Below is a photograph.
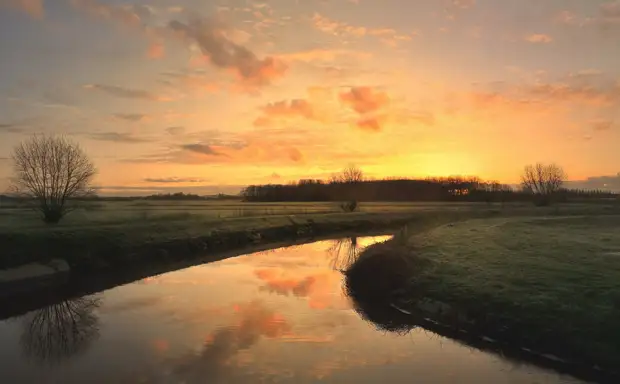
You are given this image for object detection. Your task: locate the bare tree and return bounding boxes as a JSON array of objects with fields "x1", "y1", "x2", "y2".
[
  {"x1": 520, "y1": 163, "x2": 566, "y2": 206},
  {"x1": 10, "y1": 134, "x2": 97, "y2": 223},
  {"x1": 330, "y1": 164, "x2": 364, "y2": 183}
]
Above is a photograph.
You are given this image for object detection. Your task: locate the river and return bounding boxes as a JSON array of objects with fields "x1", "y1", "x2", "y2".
[{"x1": 0, "y1": 235, "x2": 591, "y2": 383}]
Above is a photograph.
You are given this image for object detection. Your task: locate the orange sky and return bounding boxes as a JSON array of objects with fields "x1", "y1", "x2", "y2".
[{"x1": 1, "y1": 0, "x2": 619, "y2": 194}]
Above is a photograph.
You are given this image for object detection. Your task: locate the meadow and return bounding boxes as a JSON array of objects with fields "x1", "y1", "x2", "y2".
[
  {"x1": 0, "y1": 199, "x2": 506, "y2": 229},
  {"x1": 348, "y1": 213, "x2": 620, "y2": 377}
]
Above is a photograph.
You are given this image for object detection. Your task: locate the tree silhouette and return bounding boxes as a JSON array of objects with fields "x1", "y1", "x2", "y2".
[
  {"x1": 521, "y1": 163, "x2": 566, "y2": 206},
  {"x1": 10, "y1": 134, "x2": 96, "y2": 223},
  {"x1": 19, "y1": 296, "x2": 101, "y2": 365}
]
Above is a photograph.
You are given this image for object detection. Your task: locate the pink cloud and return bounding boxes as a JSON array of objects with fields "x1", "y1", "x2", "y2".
[
  {"x1": 525, "y1": 34, "x2": 553, "y2": 43},
  {"x1": 2, "y1": 0, "x2": 44, "y2": 19},
  {"x1": 147, "y1": 42, "x2": 165, "y2": 59},
  {"x1": 339, "y1": 86, "x2": 390, "y2": 115},
  {"x1": 169, "y1": 18, "x2": 288, "y2": 88}
]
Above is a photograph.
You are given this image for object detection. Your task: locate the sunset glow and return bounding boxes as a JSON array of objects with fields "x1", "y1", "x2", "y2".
[{"x1": 1, "y1": 0, "x2": 619, "y2": 194}]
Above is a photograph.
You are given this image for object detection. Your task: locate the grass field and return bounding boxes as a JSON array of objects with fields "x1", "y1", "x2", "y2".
[
  {"x1": 351, "y1": 214, "x2": 620, "y2": 375},
  {"x1": 0, "y1": 200, "x2": 533, "y2": 229}
]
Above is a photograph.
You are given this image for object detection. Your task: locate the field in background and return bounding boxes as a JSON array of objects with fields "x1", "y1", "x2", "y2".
[{"x1": 0, "y1": 200, "x2": 523, "y2": 229}]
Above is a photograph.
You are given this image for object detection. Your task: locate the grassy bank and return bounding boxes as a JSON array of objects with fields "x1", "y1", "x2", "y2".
[
  {"x1": 2, "y1": 202, "x2": 619, "y2": 271},
  {"x1": 350, "y1": 214, "x2": 620, "y2": 376},
  {"x1": 0, "y1": 210, "x2": 464, "y2": 272}
]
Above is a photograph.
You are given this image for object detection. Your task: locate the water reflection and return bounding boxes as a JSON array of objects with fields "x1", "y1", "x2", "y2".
[
  {"x1": 19, "y1": 296, "x2": 101, "y2": 365},
  {"x1": 343, "y1": 244, "x2": 419, "y2": 334},
  {"x1": 0, "y1": 235, "x2": 593, "y2": 383},
  {"x1": 326, "y1": 236, "x2": 361, "y2": 271},
  {"x1": 169, "y1": 300, "x2": 291, "y2": 382}
]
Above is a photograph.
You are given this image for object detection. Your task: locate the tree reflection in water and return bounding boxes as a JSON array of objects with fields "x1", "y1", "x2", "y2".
[
  {"x1": 343, "y1": 248, "x2": 421, "y2": 335},
  {"x1": 327, "y1": 237, "x2": 360, "y2": 272},
  {"x1": 19, "y1": 296, "x2": 101, "y2": 365}
]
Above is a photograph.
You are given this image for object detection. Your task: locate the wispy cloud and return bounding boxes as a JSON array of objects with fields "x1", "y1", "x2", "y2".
[
  {"x1": 168, "y1": 17, "x2": 287, "y2": 88},
  {"x1": 554, "y1": 2, "x2": 620, "y2": 29},
  {"x1": 166, "y1": 126, "x2": 185, "y2": 135},
  {"x1": 84, "y1": 84, "x2": 170, "y2": 101},
  {"x1": 311, "y1": 13, "x2": 413, "y2": 47},
  {"x1": 566, "y1": 173, "x2": 620, "y2": 191},
  {"x1": 339, "y1": 86, "x2": 390, "y2": 115},
  {"x1": 113, "y1": 113, "x2": 147, "y2": 122},
  {"x1": 89, "y1": 132, "x2": 152, "y2": 143},
  {"x1": 143, "y1": 177, "x2": 209, "y2": 183},
  {"x1": 451, "y1": 0, "x2": 476, "y2": 9},
  {"x1": 1, "y1": 0, "x2": 44, "y2": 19},
  {"x1": 180, "y1": 143, "x2": 224, "y2": 156},
  {"x1": 70, "y1": 0, "x2": 152, "y2": 27},
  {"x1": 0, "y1": 122, "x2": 25, "y2": 133},
  {"x1": 525, "y1": 34, "x2": 553, "y2": 43},
  {"x1": 591, "y1": 119, "x2": 614, "y2": 131},
  {"x1": 147, "y1": 41, "x2": 165, "y2": 59},
  {"x1": 254, "y1": 99, "x2": 321, "y2": 127}
]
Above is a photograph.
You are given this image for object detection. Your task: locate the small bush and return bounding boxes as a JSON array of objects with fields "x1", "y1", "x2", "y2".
[{"x1": 340, "y1": 200, "x2": 358, "y2": 212}]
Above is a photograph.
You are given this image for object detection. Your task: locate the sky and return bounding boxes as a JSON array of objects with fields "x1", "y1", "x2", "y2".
[{"x1": 0, "y1": 0, "x2": 619, "y2": 195}]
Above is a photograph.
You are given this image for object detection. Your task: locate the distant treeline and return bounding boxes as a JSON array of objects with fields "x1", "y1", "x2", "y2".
[
  {"x1": 241, "y1": 177, "x2": 618, "y2": 203},
  {"x1": 95, "y1": 193, "x2": 242, "y2": 201},
  {"x1": 0, "y1": 192, "x2": 242, "y2": 203}
]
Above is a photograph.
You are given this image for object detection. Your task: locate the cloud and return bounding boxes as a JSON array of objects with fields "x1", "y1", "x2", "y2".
[
  {"x1": 1, "y1": 0, "x2": 44, "y2": 19},
  {"x1": 168, "y1": 18, "x2": 287, "y2": 87},
  {"x1": 253, "y1": 99, "x2": 323, "y2": 127},
  {"x1": 554, "y1": 10, "x2": 579, "y2": 25},
  {"x1": 0, "y1": 123, "x2": 24, "y2": 133},
  {"x1": 70, "y1": 0, "x2": 152, "y2": 27},
  {"x1": 166, "y1": 126, "x2": 185, "y2": 135},
  {"x1": 147, "y1": 41, "x2": 165, "y2": 59},
  {"x1": 451, "y1": 0, "x2": 476, "y2": 9},
  {"x1": 339, "y1": 86, "x2": 390, "y2": 115},
  {"x1": 591, "y1": 119, "x2": 614, "y2": 131},
  {"x1": 143, "y1": 177, "x2": 209, "y2": 183},
  {"x1": 554, "y1": 3, "x2": 620, "y2": 29},
  {"x1": 311, "y1": 13, "x2": 413, "y2": 47},
  {"x1": 466, "y1": 75, "x2": 620, "y2": 112},
  {"x1": 525, "y1": 34, "x2": 553, "y2": 43},
  {"x1": 566, "y1": 173, "x2": 620, "y2": 192},
  {"x1": 277, "y1": 49, "x2": 371, "y2": 64},
  {"x1": 254, "y1": 268, "x2": 342, "y2": 310},
  {"x1": 288, "y1": 148, "x2": 303, "y2": 162},
  {"x1": 180, "y1": 143, "x2": 223, "y2": 156},
  {"x1": 85, "y1": 84, "x2": 170, "y2": 101},
  {"x1": 600, "y1": 1, "x2": 620, "y2": 20},
  {"x1": 355, "y1": 116, "x2": 383, "y2": 132},
  {"x1": 88, "y1": 132, "x2": 151, "y2": 143},
  {"x1": 163, "y1": 301, "x2": 291, "y2": 382},
  {"x1": 112, "y1": 113, "x2": 147, "y2": 122}
]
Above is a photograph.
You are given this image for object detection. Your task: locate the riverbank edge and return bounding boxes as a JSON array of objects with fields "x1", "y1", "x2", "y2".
[
  {"x1": 355, "y1": 230, "x2": 620, "y2": 382},
  {"x1": 0, "y1": 211, "x2": 445, "y2": 301}
]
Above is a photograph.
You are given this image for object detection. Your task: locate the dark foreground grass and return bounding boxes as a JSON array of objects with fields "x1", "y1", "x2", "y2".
[
  {"x1": 0, "y1": 210, "x2": 476, "y2": 272},
  {"x1": 351, "y1": 214, "x2": 620, "y2": 377}
]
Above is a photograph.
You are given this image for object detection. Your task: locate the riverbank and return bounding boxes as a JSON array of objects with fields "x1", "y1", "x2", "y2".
[
  {"x1": 2, "y1": 203, "x2": 619, "y2": 296},
  {"x1": 1, "y1": 210, "x2": 478, "y2": 299},
  {"x1": 350, "y1": 214, "x2": 620, "y2": 378}
]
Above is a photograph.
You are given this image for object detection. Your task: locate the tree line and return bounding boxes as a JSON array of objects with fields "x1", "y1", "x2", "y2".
[
  {"x1": 4, "y1": 135, "x2": 618, "y2": 224},
  {"x1": 242, "y1": 165, "x2": 617, "y2": 204}
]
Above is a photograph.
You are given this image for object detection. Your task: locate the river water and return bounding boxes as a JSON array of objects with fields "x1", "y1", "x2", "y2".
[{"x1": 0, "y1": 236, "x2": 590, "y2": 383}]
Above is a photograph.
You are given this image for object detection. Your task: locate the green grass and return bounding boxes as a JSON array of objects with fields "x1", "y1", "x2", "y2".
[{"x1": 385, "y1": 215, "x2": 620, "y2": 372}]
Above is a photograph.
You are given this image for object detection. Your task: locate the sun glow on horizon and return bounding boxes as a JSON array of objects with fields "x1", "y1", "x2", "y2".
[{"x1": 0, "y1": 0, "x2": 618, "y2": 193}]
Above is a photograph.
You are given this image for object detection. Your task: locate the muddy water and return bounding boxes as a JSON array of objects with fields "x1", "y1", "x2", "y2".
[{"x1": 0, "y1": 236, "x2": 589, "y2": 383}]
